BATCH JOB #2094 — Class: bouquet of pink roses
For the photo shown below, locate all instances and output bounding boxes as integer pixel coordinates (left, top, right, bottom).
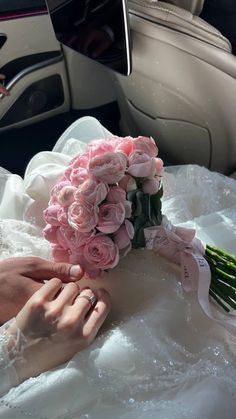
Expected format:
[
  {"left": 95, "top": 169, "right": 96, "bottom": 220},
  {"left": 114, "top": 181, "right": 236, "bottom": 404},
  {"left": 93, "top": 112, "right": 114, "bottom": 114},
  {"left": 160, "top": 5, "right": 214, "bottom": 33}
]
[
  {"left": 43, "top": 136, "right": 164, "bottom": 278},
  {"left": 43, "top": 135, "right": 236, "bottom": 324}
]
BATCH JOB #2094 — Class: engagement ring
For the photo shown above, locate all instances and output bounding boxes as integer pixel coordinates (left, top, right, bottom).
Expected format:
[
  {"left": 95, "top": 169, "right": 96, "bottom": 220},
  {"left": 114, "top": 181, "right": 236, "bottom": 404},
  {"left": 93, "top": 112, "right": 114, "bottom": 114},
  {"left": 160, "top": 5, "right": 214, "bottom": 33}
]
[{"left": 77, "top": 294, "right": 96, "bottom": 307}]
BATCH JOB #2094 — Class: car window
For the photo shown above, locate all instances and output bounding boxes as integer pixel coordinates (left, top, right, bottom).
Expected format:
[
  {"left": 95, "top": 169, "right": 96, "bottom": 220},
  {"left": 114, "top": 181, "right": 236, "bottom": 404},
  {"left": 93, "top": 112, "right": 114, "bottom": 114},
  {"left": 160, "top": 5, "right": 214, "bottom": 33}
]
[{"left": 0, "top": 0, "right": 46, "bottom": 14}]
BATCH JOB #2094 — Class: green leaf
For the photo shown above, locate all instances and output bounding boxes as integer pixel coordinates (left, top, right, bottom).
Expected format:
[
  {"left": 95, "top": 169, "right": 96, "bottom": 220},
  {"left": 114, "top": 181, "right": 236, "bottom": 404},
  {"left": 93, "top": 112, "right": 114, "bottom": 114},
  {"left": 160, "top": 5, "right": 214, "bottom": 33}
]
[
  {"left": 133, "top": 219, "right": 152, "bottom": 249},
  {"left": 133, "top": 190, "right": 145, "bottom": 217},
  {"left": 140, "top": 193, "right": 151, "bottom": 218},
  {"left": 133, "top": 214, "right": 147, "bottom": 234},
  {"left": 132, "top": 214, "right": 148, "bottom": 248},
  {"left": 150, "top": 188, "right": 163, "bottom": 225},
  {"left": 151, "top": 189, "right": 162, "bottom": 216},
  {"left": 127, "top": 190, "right": 138, "bottom": 203}
]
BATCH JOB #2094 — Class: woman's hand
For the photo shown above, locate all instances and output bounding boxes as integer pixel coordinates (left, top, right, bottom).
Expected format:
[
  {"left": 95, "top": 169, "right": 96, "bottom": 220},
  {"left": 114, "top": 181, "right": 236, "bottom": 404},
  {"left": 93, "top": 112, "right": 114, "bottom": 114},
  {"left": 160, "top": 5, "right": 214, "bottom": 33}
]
[
  {"left": 0, "top": 74, "right": 10, "bottom": 96},
  {"left": 14, "top": 278, "right": 111, "bottom": 380}
]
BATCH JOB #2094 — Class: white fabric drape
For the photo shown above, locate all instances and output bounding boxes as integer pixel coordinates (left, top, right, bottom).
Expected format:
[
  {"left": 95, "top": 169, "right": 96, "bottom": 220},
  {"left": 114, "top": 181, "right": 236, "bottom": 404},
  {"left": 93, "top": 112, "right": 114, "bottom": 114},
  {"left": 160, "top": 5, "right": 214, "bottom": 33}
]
[{"left": 0, "top": 117, "right": 236, "bottom": 418}]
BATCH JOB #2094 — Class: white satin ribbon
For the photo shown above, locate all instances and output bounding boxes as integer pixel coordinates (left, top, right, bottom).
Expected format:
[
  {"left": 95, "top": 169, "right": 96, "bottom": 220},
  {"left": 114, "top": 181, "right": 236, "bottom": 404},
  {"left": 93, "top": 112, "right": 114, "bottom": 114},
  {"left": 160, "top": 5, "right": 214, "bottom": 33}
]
[{"left": 144, "top": 223, "right": 236, "bottom": 336}]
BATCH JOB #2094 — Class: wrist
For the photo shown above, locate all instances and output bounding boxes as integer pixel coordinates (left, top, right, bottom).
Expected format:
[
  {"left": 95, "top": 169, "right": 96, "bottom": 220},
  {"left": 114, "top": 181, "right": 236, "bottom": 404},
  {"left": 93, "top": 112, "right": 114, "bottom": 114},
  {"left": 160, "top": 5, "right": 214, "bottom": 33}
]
[{"left": 6, "top": 319, "right": 38, "bottom": 383}]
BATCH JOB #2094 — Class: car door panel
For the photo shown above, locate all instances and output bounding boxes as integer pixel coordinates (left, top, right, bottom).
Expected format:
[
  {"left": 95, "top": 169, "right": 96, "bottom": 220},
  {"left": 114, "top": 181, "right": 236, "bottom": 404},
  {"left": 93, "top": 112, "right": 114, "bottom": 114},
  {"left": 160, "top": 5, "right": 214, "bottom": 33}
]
[
  {"left": 0, "top": 9, "right": 70, "bottom": 131},
  {"left": 0, "top": 34, "right": 7, "bottom": 49}
]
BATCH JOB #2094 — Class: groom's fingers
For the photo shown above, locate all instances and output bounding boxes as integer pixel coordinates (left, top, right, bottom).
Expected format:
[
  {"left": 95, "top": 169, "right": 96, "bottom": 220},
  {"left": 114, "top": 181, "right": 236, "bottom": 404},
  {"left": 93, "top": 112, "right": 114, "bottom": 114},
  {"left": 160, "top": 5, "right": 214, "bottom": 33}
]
[{"left": 22, "top": 257, "right": 84, "bottom": 283}]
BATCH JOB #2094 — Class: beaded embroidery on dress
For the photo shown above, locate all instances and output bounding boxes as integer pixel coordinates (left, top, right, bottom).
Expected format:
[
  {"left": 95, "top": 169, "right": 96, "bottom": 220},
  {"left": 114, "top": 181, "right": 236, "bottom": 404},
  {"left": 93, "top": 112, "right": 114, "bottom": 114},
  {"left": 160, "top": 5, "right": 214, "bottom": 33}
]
[{"left": 0, "top": 117, "right": 236, "bottom": 418}]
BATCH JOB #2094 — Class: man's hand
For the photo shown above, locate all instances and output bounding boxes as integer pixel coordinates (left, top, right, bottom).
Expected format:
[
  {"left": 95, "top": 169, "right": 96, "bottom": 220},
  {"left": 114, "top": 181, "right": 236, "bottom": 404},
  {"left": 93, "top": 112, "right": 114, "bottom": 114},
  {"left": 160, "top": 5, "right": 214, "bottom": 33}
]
[
  {"left": 0, "top": 257, "right": 83, "bottom": 324},
  {"left": 0, "top": 74, "right": 10, "bottom": 96}
]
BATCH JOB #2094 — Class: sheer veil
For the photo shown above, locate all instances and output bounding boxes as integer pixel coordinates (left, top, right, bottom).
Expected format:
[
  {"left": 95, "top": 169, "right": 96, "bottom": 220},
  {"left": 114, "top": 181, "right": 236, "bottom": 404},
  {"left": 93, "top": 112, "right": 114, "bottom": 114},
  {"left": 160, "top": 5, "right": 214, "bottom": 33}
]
[{"left": 0, "top": 117, "right": 236, "bottom": 418}]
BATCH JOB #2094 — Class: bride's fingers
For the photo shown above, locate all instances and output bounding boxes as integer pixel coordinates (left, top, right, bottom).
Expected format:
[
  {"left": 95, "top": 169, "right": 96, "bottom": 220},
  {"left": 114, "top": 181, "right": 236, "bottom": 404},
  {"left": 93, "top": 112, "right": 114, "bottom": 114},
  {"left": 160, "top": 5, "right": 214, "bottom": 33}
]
[
  {"left": 73, "top": 288, "right": 97, "bottom": 318},
  {"left": 44, "top": 283, "right": 80, "bottom": 324},
  {"left": 16, "top": 278, "right": 63, "bottom": 334},
  {"left": 31, "top": 277, "right": 62, "bottom": 303},
  {"left": 56, "top": 288, "right": 97, "bottom": 331},
  {"left": 82, "top": 289, "right": 111, "bottom": 341},
  {"left": 52, "top": 282, "right": 80, "bottom": 309}
]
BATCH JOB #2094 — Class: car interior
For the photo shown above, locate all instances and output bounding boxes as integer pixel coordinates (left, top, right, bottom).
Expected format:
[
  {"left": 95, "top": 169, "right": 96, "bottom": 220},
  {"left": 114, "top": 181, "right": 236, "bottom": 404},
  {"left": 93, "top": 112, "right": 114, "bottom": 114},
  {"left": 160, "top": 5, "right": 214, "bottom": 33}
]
[{"left": 0, "top": 0, "right": 236, "bottom": 178}]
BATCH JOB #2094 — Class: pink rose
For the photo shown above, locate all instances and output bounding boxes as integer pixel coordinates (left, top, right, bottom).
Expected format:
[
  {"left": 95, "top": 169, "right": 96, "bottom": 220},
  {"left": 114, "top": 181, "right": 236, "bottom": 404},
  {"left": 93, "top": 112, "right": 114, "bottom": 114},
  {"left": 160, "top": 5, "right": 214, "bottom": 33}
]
[
  {"left": 57, "top": 207, "right": 69, "bottom": 227},
  {"left": 88, "top": 152, "right": 127, "bottom": 184},
  {"left": 124, "top": 219, "right": 135, "bottom": 239},
  {"left": 68, "top": 201, "right": 99, "bottom": 232},
  {"left": 74, "top": 229, "right": 96, "bottom": 248},
  {"left": 128, "top": 152, "right": 156, "bottom": 178},
  {"left": 87, "top": 139, "right": 115, "bottom": 158},
  {"left": 64, "top": 166, "right": 72, "bottom": 181},
  {"left": 50, "top": 181, "right": 71, "bottom": 204},
  {"left": 56, "top": 226, "right": 76, "bottom": 250},
  {"left": 97, "top": 202, "right": 125, "bottom": 234},
  {"left": 52, "top": 244, "right": 70, "bottom": 263},
  {"left": 64, "top": 154, "right": 89, "bottom": 182},
  {"left": 43, "top": 204, "right": 61, "bottom": 226},
  {"left": 154, "top": 158, "right": 164, "bottom": 176},
  {"left": 106, "top": 186, "right": 126, "bottom": 204},
  {"left": 133, "top": 136, "right": 158, "bottom": 157},
  {"left": 75, "top": 177, "right": 108, "bottom": 205},
  {"left": 142, "top": 178, "right": 160, "bottom": 195},
  {"left": 43, "top": 224, "right": 59, "bottom": 244},
  {"left": 124, "top": 200, "right": 132, "bottom": 218},
  {"left": 68, "top": 249, "right": 83, "bottom": 265},
  {"left": 58, "top": 186, "right": 77, "bottom": 206},
  {"left": 114, "top": 136, "right": 134, "bottom": 156},
  {"left": 114, "top": 220, "right": 134, "bottom": 249},
  {"left": 83, "top": 234, "right": 119, "bottom": 270},
  {"left": 119, "top": 242, "right": 132, "bottom": 258},
  {"left": 71, "top": 154, "right": 89, "bottom": 168},
  {"left": 70, "top": 167, "right": 88, "bottom": 187},
  {"left": 119, "top": 174, "right": 137, "bottom": 192}
]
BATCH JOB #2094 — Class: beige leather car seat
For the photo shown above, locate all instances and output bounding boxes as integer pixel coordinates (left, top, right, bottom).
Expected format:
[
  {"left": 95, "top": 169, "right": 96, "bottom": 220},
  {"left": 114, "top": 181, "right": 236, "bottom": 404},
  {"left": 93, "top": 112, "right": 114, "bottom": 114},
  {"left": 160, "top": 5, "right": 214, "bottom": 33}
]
[
  {"left": 113, "top": 0, "right": 236, "bottom": 175},
  {"left": 162, "top": 0, "right": 204, "bottom": 15}
]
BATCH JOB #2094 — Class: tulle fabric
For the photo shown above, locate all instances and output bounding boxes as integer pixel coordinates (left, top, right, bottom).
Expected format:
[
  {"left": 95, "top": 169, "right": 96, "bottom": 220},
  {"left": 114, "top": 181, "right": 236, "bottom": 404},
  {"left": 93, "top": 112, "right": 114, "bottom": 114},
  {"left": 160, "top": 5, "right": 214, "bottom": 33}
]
[{"left": 0, "top": 117, "right": 236, "bottom": 418}]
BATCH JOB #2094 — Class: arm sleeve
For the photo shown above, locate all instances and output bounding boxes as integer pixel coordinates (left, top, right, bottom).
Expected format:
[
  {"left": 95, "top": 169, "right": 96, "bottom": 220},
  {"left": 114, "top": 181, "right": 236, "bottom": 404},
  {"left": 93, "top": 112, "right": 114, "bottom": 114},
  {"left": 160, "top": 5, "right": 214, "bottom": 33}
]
[{"left": 0, "top": 318, "right": 27, "bottom": 397}]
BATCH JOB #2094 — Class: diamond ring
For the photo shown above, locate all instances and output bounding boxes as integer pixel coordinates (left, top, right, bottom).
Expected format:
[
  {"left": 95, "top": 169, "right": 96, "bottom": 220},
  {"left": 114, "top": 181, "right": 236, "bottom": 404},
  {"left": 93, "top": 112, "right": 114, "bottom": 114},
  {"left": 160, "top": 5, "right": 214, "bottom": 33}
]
[{"left": 77, "top": 294, "right": 97, "bottom": 307}]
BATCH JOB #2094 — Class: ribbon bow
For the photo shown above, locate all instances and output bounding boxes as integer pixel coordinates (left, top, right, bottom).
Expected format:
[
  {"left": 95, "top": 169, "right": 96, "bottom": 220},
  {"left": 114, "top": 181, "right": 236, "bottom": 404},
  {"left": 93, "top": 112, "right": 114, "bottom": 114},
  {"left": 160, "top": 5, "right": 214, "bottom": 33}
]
[
  {"left": 144, "top": 224, "right": 208, "bottom": 292},
  {"left": 144, "top": 223, "right": 236, "bottom": 337}
]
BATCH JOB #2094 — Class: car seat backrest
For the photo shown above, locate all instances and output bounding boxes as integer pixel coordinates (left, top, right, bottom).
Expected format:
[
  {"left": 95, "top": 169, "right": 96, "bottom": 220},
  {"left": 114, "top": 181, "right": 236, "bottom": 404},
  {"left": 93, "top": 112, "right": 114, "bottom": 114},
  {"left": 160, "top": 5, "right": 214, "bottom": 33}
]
[
  {"left": 112, "top": 0, "right": 236, "bottom": 175},
  {"left": 161, "top": 0, "right": 205, "bottom": 15}
]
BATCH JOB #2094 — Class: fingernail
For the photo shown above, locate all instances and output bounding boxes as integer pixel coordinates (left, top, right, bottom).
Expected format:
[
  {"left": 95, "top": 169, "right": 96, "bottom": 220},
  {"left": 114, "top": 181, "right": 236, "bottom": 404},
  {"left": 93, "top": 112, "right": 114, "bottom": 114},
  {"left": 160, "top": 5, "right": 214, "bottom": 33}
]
[{"left": 70, "top": 265, "right": 83, "bottom": 280}]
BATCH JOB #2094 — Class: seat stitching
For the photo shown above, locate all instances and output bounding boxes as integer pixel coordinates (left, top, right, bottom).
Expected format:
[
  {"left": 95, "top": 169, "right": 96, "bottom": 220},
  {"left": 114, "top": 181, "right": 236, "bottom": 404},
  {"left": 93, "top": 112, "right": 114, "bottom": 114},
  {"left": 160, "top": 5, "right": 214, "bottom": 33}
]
[{"left": 129, "top": 0, "right": 231, "bottom": 46}]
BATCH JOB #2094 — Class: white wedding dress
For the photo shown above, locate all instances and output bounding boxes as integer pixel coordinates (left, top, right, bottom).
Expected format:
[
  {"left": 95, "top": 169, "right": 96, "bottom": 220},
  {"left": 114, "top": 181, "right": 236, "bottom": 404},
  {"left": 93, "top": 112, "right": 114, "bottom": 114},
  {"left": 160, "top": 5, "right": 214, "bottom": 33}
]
[{"left": 0, "top": 117, "right": 236, "bottom": 419}]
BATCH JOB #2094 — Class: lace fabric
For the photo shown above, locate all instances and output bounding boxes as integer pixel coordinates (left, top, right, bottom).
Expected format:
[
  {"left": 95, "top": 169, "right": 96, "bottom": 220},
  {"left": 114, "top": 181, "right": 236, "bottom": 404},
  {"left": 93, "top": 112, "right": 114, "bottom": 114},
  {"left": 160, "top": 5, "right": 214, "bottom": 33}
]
[
  {"left": 0, "top": 319, "right": 28, "bottom": 398},
  {"left": 0, "top": 219, "right": 51, "bottom": 261},
  {"left": 0, "top": 117, "right": 235, "bottom": 418}
]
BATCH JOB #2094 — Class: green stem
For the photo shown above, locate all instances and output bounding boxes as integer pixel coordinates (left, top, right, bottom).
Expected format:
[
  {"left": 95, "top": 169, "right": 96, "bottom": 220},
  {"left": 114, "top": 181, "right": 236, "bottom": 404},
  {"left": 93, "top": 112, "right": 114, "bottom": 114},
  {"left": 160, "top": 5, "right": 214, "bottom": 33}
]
[
  {"left": 204, "top": 245, "right": 236, "bottom": 312},
  {"left": 205, "top": 248, "right": 236, "bottom": 273},
  {"left": 206, "top": 245, "right": 236, "bottom": 264},
  {"left": 209, "top": 289, "right": 230, "bottom": 313},
  {"left": 208, "top": 262, "right": 236, "bottom": 285},
  {"left": 205, "top": 255, "right": 236, "bottom": 282},
  {"left": 210, "top": 281, "right": 236, "bottom": 310},
  {"left": 211, "top": 272, "right": 236, "bottom": 299}
]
